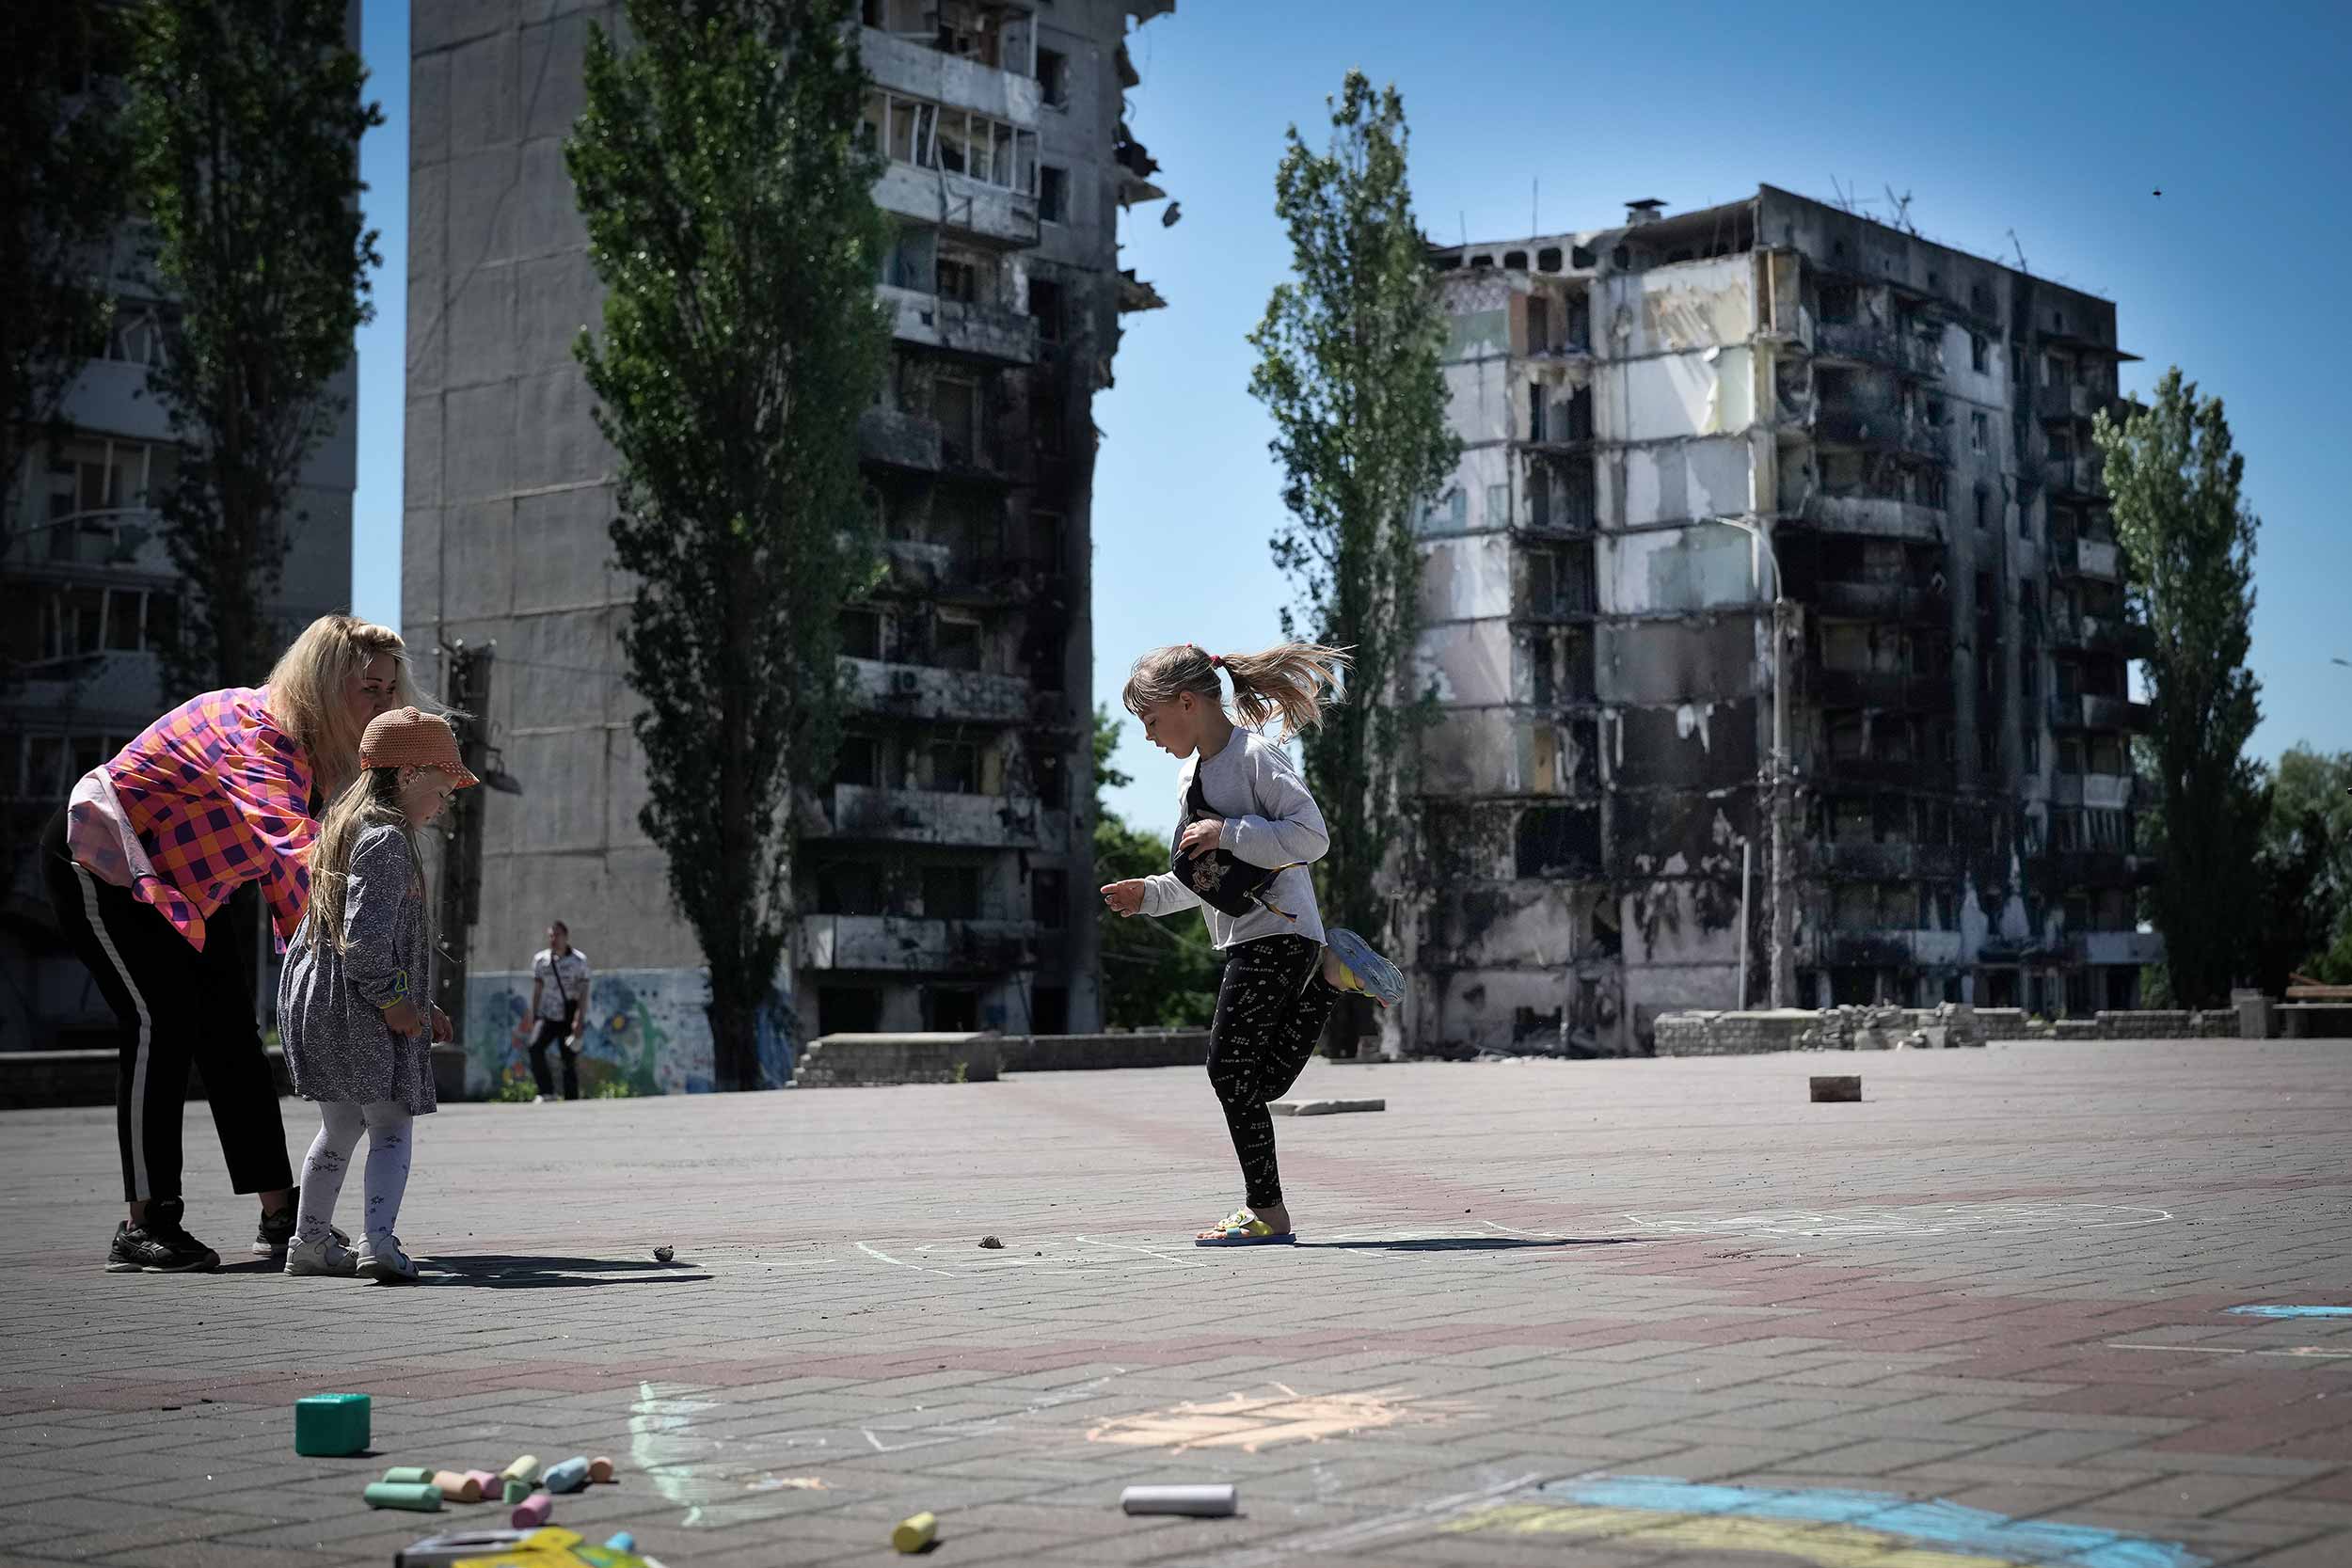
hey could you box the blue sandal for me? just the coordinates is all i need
[1195,1210,1297,1247]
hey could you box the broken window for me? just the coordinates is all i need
[1831,798,1872,843]
[1818,284,1858,325]
[1974,484,1990,530]
[1525,295,1549,355]
[840,608,882,660]
[1971,333,1989,373]
[932,376,979,465]
[1039,165,1069,223]
[1036,45,1068,105]
[1031,867,1068,929]
[2090,736,2125,774]
[818,986,883,1037]
[1502,250,1528,271]
[1536,246,1563,273]
[1029,276,1065,341]
[1916,469,1947,510]
[932,613,982,673]
[1566,385,1594,439]
[817,862,887,916]
[926,739,979,794]
[2022,725,2040,770]
[1513,805,1598,879]
[1970,411,1989,453]
[833,735,882,788]
[1486,483,1509,527]
[922,865,983,920]
[1828,714,1867,760]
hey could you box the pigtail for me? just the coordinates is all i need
[1219,641,1351,738]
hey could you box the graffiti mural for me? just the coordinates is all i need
[460,968,795,1097]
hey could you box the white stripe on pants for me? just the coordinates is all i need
[75,864,154,1201]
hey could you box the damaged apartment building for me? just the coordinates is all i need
[1416,183,2155,1056]
[406,0,1173,1073]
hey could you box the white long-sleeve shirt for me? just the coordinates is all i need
[1139,727,1328,948]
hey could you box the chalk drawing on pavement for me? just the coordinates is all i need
[1086,1383,1474,1454]
[1439,1475,2209,1568]
[2226,1305,2352,1319]
[1616,1201,2172,1239]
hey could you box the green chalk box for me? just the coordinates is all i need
[294,1393,371,1456]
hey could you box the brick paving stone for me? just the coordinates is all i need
[4,1039,2351,1566]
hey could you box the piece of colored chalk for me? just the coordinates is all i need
[502,1477,532,1504]
[431,1470,481,1504]
[604,1533,636,1552]
[892,1512,938,1553]
[587,1455,614,1483]
[365,1481,443,1512]
[499,1454,540,1487]
[381,1465,434,1485]
[1121,1483,1237,1517]
[294,1392,372,1456]
[543,1456,591,1495]
[510,1492,552,1528]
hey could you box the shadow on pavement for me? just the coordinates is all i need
[422,1253,712,1288]
[1296,1237,1649,1252]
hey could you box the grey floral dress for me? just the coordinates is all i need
[278,823,437,1116]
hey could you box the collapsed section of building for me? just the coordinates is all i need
[1415,184,2155,1057]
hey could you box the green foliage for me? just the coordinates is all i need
[127,0,382,691]
[588,1073,641,1100]
[1248,72,1458,951]
[2094,369,2263,1006]
[568,0,891,1090]
[0,3,130,520]
[491,1068,537,1104]
[2251,746,2352,991]
[1091,706,1221,1030]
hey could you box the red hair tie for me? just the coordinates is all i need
[1190,642,1222,670]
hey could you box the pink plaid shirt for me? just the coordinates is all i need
[68,687,317,952]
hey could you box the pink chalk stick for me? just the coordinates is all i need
[588,1456,614,1483]
[511,1492,552,1529]
[465,1470,499,1501]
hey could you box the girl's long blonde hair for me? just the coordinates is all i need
[265,615,423,800]
[306,768,428,956]
[1120,641,1352,739]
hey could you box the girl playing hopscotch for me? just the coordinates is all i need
[1099,641,1406,1247]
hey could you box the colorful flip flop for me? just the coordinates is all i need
[1195,1210,1297,1248]
[1326,927,1406,1009]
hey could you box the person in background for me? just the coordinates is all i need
[523,921,592,1101]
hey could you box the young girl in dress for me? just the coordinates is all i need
[278,708,476,1282]
[1100,641,1405,1247]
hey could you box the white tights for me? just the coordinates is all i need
[296,1101,414,1249]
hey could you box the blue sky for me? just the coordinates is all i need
[350,1,2351,835]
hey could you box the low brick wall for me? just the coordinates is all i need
[1975,1008,2034,1039]
[792,1032,1001,1087]
[2084,1009,2244,1040]
[999,1031,1211,1073]
[1653,1011,1817,1057]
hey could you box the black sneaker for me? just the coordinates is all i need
[105,1200,220,1274]
[252,1185,349,1259]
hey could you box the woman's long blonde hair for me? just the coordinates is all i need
[1120,641,1352,739]
[265,615,422,800]
[306,767,428,956]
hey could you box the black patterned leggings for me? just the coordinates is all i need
[1207,935,1340,1211]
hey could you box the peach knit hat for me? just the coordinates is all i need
[358,706,479,788]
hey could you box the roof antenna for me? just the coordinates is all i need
[2006,229,2029,273]
[1532,176,1539,240]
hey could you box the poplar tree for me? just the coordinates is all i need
[569,0,891,1089]
[1248,72,1457,990]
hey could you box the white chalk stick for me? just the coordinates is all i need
[1270,1099,1384,1117]
[1121,1483,1236,1517]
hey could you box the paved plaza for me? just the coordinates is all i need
[3,1037,2350,1567]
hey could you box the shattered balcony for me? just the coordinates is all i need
[872,165,1041,250]
[2077,614,2154,659]
[2048,693,2153,733]
[858,406,945,473]
[879,284,1040,366]
[1813,840,1968,879]
[1808,669,1953,712]
[2035,382,2124,423]
[1804,494,1948,544]
[1815,409,1951,463]
[2043,455,2107,500]
[2041,849,2158,888]
[2079,930,2165,967]
[798,914,1043,974]
[816,783,1066,851]
[1812,322,1944,378]
[876,540,1065,607]
[2050,772,2143,810]
[845,657,1032,724]
[861,28,1043,129]
[2048,537,2121,579]
[1806,578,1945,621]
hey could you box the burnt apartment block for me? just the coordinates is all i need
[1417,184,2155,1056]
[406,1,1175,1052]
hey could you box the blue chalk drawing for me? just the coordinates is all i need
[2227,1305,2352,1319]
[461,966,796,1096]
[1534,1477,2209,1568]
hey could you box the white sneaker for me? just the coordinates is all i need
[358,1237,419,1283]
[284,1236,358,1276]
[532,1095,552,1104]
